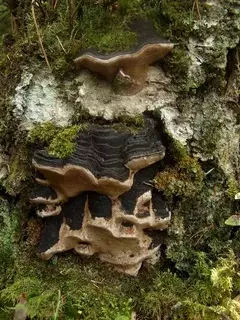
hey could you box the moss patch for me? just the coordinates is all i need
[111,114,145,134]
[154,136,204,198]
[0,2,11,39]
[0,245,240,320]
[0,199,20,278]
[79,5,137,53]
[154,155,204,198]
[226,177,240,199]
[2,140,32,196]
[28,122,59,145]
[0,1,240,320]
[48,125,86,158]
[28,122,88,159]
[159,0,196,39]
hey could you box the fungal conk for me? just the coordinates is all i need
[74,19,174,95]
[31,119,171,275]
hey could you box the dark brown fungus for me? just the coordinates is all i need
[31,119,171,275]
[31,119,165,200]
[74,19,174,94]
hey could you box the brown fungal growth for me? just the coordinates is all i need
[30,119,171,275]
[74,19,174,94]
[30,119,165,201]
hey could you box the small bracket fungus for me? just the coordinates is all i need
[31,119,171,275]
[74,19,174,95]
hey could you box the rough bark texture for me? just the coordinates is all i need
[0,0,240,319]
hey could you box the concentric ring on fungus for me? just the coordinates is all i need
[31,119,171,275]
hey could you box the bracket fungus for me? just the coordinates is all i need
[31,119,171,275]
[74,19,174,94]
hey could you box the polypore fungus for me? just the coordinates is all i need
[31,119,171,275]
[74,19,174,94]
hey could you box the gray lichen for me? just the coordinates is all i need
[12,68,74,130]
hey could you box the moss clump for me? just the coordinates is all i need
[1,277,61,319]
[14,0,160,75]
[0,2,11,39]
[168,137,189,162]
[78,0,163,53]
[0,0,166,77]
[2,142,32,196]
[140,251,240,320]
[0,248,240,320]
[28,123,88,158]
[154,154,204,198]
[48,125,85,158]
[165,46,189,76]
[155,0,195,90]
[0,253,134,320]
[71,289,132,320]
[227,177,240,199]
[153,135,204,198]
[83,28,136,53]
[0,199,19,276]
[163,46,191,90]
[79,5,137,53]
[112,114,145,134]
[196,120,223,159]
[166,167,238,271]
[25,219,42,247]
[159,0,197,39]
[28,122,59,145]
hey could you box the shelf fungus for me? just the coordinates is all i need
[31,119,171,275]
[74,19,174,94]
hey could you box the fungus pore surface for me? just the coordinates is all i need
[74,19,174,95]
[31,119,171,275]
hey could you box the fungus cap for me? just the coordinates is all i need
[74,19,174,94]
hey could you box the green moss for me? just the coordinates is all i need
[0,0,197,80]
[153,134,204,198]
[226,177,240,199]
[154,154,204,198]
[112,114,145,134]
[159,0,196,39]
[0,0,164,77]
[166,171,237,273]
[72,289,132,320]
[40,4,82,74]
[28,116,144,159]
[3,143,31,196]
[163,46,191,89]
[0,2,11,38]
[168,137,189,162]
[78,0,160,53]
[0,38,33,196]
[28,123,88,159]
[165,47,189,75]
[28,122,59,145]
[0,199,19,275]
[1,277,61,319]
[48,125,87,158]
[193,104,225,159]
[0,253,134,320]
[0,1,240,320]
[0,248,239,320]
[79,5,137,53]
[34,0,158,74]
